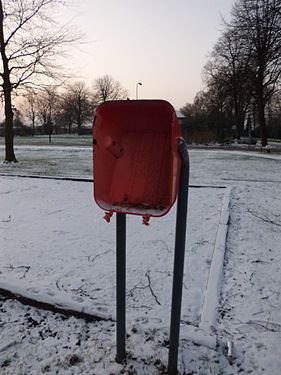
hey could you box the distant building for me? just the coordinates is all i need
[176,111,188,136]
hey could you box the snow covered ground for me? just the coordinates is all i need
[0,144,281,374]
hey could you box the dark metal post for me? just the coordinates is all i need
[168,139,190,375]
[116,212,126,363]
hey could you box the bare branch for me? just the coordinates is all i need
[145,271,161,306]
[247,209,281,227]
[5,0,56,46]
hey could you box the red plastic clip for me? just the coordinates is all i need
[142,214,151,226]
[104,210,114,223]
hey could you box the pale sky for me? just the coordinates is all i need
[63,0,234,109]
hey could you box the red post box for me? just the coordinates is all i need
[92,99,190,372]
[93,100,181,220]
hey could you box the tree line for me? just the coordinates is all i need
[3,76,128,139]
[181,0,281,146]
[2,0,281,162]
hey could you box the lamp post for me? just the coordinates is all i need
[136,82,142,99]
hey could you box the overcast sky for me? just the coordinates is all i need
[65,0,234,109]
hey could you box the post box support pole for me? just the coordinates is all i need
[116,212,126,363]
[168,139,190,375]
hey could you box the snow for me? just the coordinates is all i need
[0,144,281,374]
[0,175,224,327]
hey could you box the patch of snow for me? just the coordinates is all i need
[0,146,281,374]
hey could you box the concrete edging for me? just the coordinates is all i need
[199,186,232,331]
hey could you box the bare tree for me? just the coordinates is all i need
[207,27,253,139]
[37,87,58,143]
[64,82,94,135]
[231,0,281,146]
[55,93,76,134]
[23,90,38,136]
[0,0,78,161]
[181,88,231,143]
[93,75,128,105]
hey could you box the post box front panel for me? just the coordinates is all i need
[109,131,171,212]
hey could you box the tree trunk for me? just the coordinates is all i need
[256,80,268,147]
[0,0,17,162]
[4,86,17,162]
[32,114,35,137]
[234,99,242,139]
[257,103,267,147]
[77,102,82,135]
[77,122,82,135]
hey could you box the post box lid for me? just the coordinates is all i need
[93,100,181,219]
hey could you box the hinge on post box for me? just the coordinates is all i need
[142,214,151,226]
[104,210,114,223]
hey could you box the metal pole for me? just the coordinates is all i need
[136,82,142,99]
[168,139,190,375]
[116,212,126,363]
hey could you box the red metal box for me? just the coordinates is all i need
[93,100,181,217]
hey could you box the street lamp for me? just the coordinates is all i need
[136,82,142,99]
